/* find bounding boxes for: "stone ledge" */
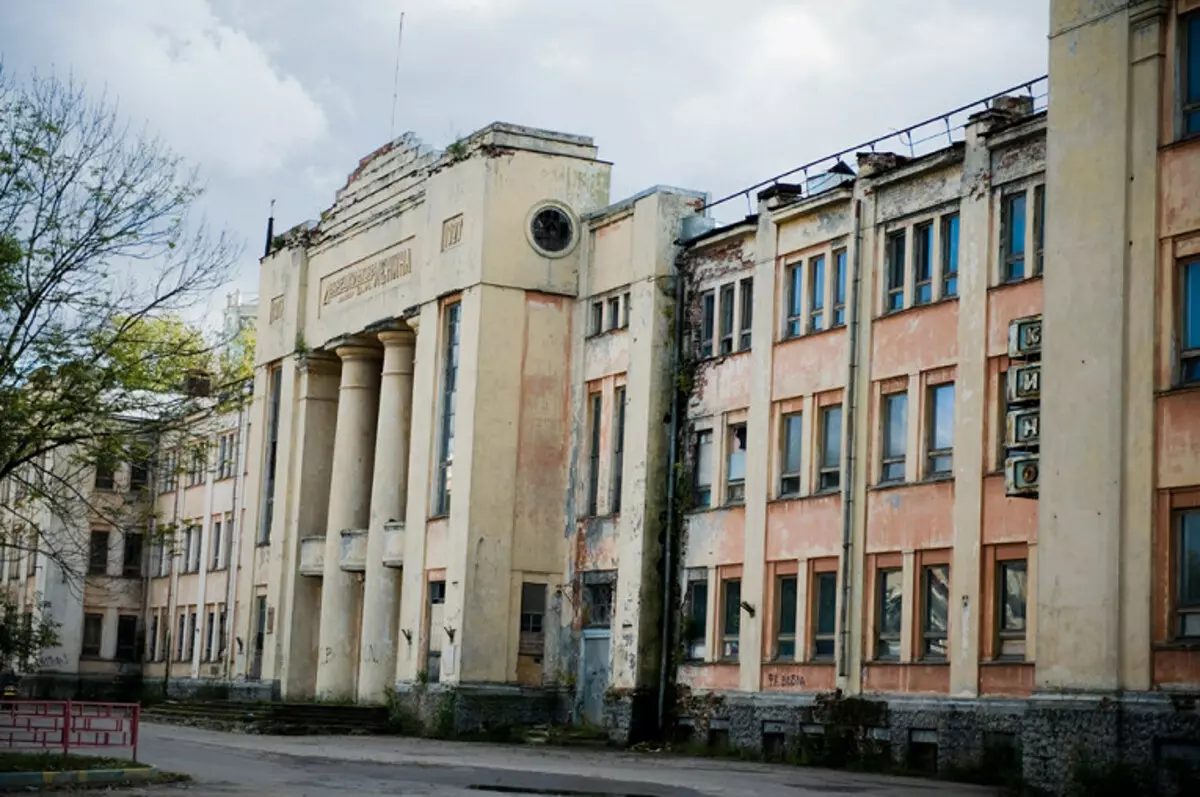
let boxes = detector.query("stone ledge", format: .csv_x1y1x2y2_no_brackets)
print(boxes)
0,765,159,789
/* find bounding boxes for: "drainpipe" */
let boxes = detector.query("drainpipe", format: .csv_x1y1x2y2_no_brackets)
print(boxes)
657,253,687,732
836,200,864,681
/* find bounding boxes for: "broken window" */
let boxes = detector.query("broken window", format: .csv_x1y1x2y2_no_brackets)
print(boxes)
725,423,747,505
584,580,613,629
886,230,906,312
519,583,546,657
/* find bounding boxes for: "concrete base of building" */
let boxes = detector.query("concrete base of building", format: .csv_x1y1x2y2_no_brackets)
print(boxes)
20,672,145,702
669,690,1200,795
389,682,569,737
163,678,281,703
603,687,659,745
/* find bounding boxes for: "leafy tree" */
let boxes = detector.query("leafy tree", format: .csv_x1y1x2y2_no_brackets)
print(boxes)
0,597,58,673
0,64,242,659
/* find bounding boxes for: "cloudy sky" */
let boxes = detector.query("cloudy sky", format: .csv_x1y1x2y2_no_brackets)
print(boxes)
0,0,1049,314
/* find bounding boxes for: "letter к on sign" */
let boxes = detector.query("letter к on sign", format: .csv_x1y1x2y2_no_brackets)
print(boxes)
1008,315,1042,359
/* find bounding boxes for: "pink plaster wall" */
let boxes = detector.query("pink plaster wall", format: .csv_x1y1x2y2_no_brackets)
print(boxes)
870,302,958,381
765,495,842,561
865,482,955,553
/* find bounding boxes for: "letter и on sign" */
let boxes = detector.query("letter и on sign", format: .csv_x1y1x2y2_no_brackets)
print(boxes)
1008,315,1042,359
1006,364,1041,404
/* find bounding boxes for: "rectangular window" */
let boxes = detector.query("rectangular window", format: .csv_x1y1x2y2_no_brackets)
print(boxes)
1184,11,1200,137
148,614,159,662
587,392,602,516
721,578,741,660
205,610,215,661
607,296,621,331
121,532,143,578
622,292,631,329
775,575,797,660
881,392,908,483
82,614,103,657
785,263,803,338
149,540,162,579
997,559,1028,658
518,583,546,656
186,610,197,660
190,525,202,573
116,615,138,662
693,430,713,508
94,461,115,491
699,290,715,357
583,581,613,628
886,230,906,312
819,405,842,492
260,366,283,543
218,608,228,658
876,568,902,660
190,446,206,486
833,249,847,327
718,283,735,355
210,520,222,569
611,388,626,514
1181,261,1200,383
921,564,950,660
162,450,178,493
590,301,604,335
1033,184,1045,275
913,222,933,305
685,576,708,661
942,213,959,298
927,383,955,476
437,303,461,515
725,422,747,505
176,613,186,660
217,435,228,481
1003,192,1027,282
130,457,149,491
812,571,837,660
739,277,753,350
809,255,825,331
88,530,109,576
780,412,803,497
1177,512,1200,638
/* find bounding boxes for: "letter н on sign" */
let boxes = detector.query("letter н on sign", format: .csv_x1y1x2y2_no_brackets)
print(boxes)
1008,315,1042,359
1006,407,1040,448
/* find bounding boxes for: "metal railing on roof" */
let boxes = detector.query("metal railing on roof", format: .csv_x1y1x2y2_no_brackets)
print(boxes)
701,75,1048,223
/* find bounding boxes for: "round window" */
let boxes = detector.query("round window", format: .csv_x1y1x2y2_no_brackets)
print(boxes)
529,205,574,255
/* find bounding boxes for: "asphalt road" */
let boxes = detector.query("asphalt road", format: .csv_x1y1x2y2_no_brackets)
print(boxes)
113,722,997,796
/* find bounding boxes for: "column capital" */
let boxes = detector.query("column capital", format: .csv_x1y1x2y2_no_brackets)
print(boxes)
296,351,340,375
333,341,382,363
377,329,416,348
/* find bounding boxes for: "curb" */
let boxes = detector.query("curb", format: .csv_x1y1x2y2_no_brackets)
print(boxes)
0,765,159,790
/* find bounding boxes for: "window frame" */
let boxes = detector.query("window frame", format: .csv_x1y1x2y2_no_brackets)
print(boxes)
590,301,604,336
941,213,960,298
94,461,116,491
82,613,104,658
692,430,714,509
811,570,837,661
699,290,716,358
1002,191,1027,283
684,576,708,661
927,382,955,478
607,296,621,332
775,574,798,661
116,614,139,662
720,578,742,661
913,221,934,305
1183,10,1200,139
88,530,109,576
833,249,847,327
586,392,602,517
611,387,626,514
881,391,908,483
121,532,143,579
739,277,753,350
1033,184,1045,276
875,568,902,661
622,292,631,329
808,255,826,332
819,405,842,492
1179,260,1200,384
885,230,906,312
436,303,461,516
785,263,803,339
718,283,736,355
1176,511,1200,639
996,558,1029,659
725,422,747,506
920,564,950,661
779,411,803,497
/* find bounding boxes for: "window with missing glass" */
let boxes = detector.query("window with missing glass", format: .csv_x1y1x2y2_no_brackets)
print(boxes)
1003,192,1027,282
611,387,626,514
921,564,950,660
82,614,103,657
820,405,842,492
721,578,741,660
1177,512,1200,638
725,423,747,505
997,559,1028,658
927,383,955,477
519,583,546,656
886,230,906,312
780,412,802,497
586,393,602,516
693,430,713,509
775,575,797,660
881,392,908,483
876,569,902,660
89,530,109,576
942,214,959,298
583,581,613,629
812,571,837,661
913,222,933,305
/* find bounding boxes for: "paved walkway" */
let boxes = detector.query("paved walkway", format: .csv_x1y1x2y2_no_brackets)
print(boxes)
118,722,998,796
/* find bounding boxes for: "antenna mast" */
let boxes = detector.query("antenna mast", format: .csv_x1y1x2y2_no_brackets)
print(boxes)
389,11,405,140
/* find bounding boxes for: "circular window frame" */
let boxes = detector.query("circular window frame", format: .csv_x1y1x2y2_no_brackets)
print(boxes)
525,201,579,259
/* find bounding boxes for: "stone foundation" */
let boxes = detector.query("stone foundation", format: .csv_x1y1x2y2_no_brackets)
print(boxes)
602,687,658,745
670,691,1200,795
163,678,281,703
389,682,569,737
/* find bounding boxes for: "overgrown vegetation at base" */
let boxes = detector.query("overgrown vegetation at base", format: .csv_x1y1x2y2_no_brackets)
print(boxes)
0,753,147,773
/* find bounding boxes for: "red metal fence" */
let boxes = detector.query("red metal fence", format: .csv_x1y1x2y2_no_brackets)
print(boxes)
0,701,140,761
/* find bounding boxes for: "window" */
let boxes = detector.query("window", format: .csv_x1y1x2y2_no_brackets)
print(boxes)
885,230,905,312
785,263,803,338
611,388,626,514
121,532,143,578
1181,261,1200,383
1177,512,1200,637
149,539,163,579
162,450,178,493
88,530,109,576
881,392,908,483
819,405,842,492
584,581,613,628
927,383,955,476
260,366,283,543
1033,185,1045,275
719,283,735,355
725,423,747,505
190,525,202,573
721,578,741,660
218,432,238,480
739,277,753,350
210,520,223,569
591,302,604,335
224,515,234,569
876,569,902,660
176,613,186,660
812,571,837,660
217,435,228,480
913,222,933,305
437,303,461,515
587,393,602,516
186,610,197,660
607,296,621,331
775,575,797,660
699,290,715,358
1183,11,1200,137
218,608,228,658
622,292,630,329
942,214,959,298
833,249,847,327
82,614,103,657
809,255,825,331
130,457,149,491
188,446,206,486
148,614,159,662
997,559,1028,657
780,412,803,496
116,615,138,662
94,461,115,491
205,610,216,661
519,583,545,656
921,564,950,660
684,576,708,660
693,430,713,508
1003,192,1026,282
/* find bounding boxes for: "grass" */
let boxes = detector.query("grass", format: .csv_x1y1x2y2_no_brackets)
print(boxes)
0,753,149,773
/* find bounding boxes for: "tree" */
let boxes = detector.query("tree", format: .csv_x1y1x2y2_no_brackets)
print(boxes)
0,65,242,652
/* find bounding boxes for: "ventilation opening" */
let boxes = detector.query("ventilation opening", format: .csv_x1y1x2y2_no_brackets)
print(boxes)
762,731,786,760
707,726,730,752
907,729,939,773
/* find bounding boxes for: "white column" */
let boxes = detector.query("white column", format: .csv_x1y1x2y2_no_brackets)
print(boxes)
315,343,380,700
357,329,415,703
